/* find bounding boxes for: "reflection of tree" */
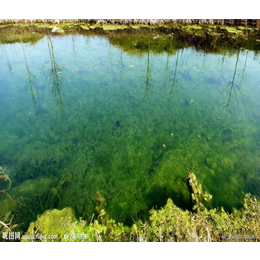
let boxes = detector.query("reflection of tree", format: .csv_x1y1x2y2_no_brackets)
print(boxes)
46,35,63,113
120,49,123,88
169,49,180,97
239,50,249,86
72,35,77,63
144,37,151,95
20,40,37,111
143,41,181,97
163,49,181,100
163,53,170,89
222,49,248,109
1,45,13,75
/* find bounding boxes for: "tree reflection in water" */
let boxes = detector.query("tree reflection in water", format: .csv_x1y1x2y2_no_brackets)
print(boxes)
46,35,64,114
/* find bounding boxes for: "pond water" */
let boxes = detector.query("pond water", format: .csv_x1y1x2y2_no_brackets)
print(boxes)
1,33,260,228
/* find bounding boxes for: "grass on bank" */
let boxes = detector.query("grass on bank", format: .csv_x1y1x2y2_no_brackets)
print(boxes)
1,171,259,242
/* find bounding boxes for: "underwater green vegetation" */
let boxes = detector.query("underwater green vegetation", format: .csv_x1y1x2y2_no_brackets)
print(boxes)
0,25,260,241
2,172,259,242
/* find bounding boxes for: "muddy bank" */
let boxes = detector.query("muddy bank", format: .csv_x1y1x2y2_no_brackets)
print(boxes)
0,21,260,54
0,19,260,27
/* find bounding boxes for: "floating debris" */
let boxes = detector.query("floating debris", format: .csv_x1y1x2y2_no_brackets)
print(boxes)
163,144,166,148
171,133,173,136
129,65,134,68
112,120,120,130
51,27,64,33
115,120,120,128
51,27,59,33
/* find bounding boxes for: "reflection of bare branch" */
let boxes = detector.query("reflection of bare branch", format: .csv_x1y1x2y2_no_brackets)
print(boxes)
1,45,13,75
46,35,63,113
163,54,170,89
72,35,77,63
20,40,37,111
169,49,180,95
222,50,240,109
144,37,151,96
120,49,123,89
239,50,249,86
222,49,250,109
165,49,181,102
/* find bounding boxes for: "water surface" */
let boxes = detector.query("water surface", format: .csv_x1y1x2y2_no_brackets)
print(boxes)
1,34,260,227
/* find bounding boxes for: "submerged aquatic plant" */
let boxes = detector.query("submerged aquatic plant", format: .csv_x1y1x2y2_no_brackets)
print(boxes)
21,173,260,242
0,167,18,240
95,191,105,215
0,211,18,241
187,172,212,210
0,166,11,192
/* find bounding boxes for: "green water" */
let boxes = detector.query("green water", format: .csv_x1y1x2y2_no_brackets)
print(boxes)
1,34,260,228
